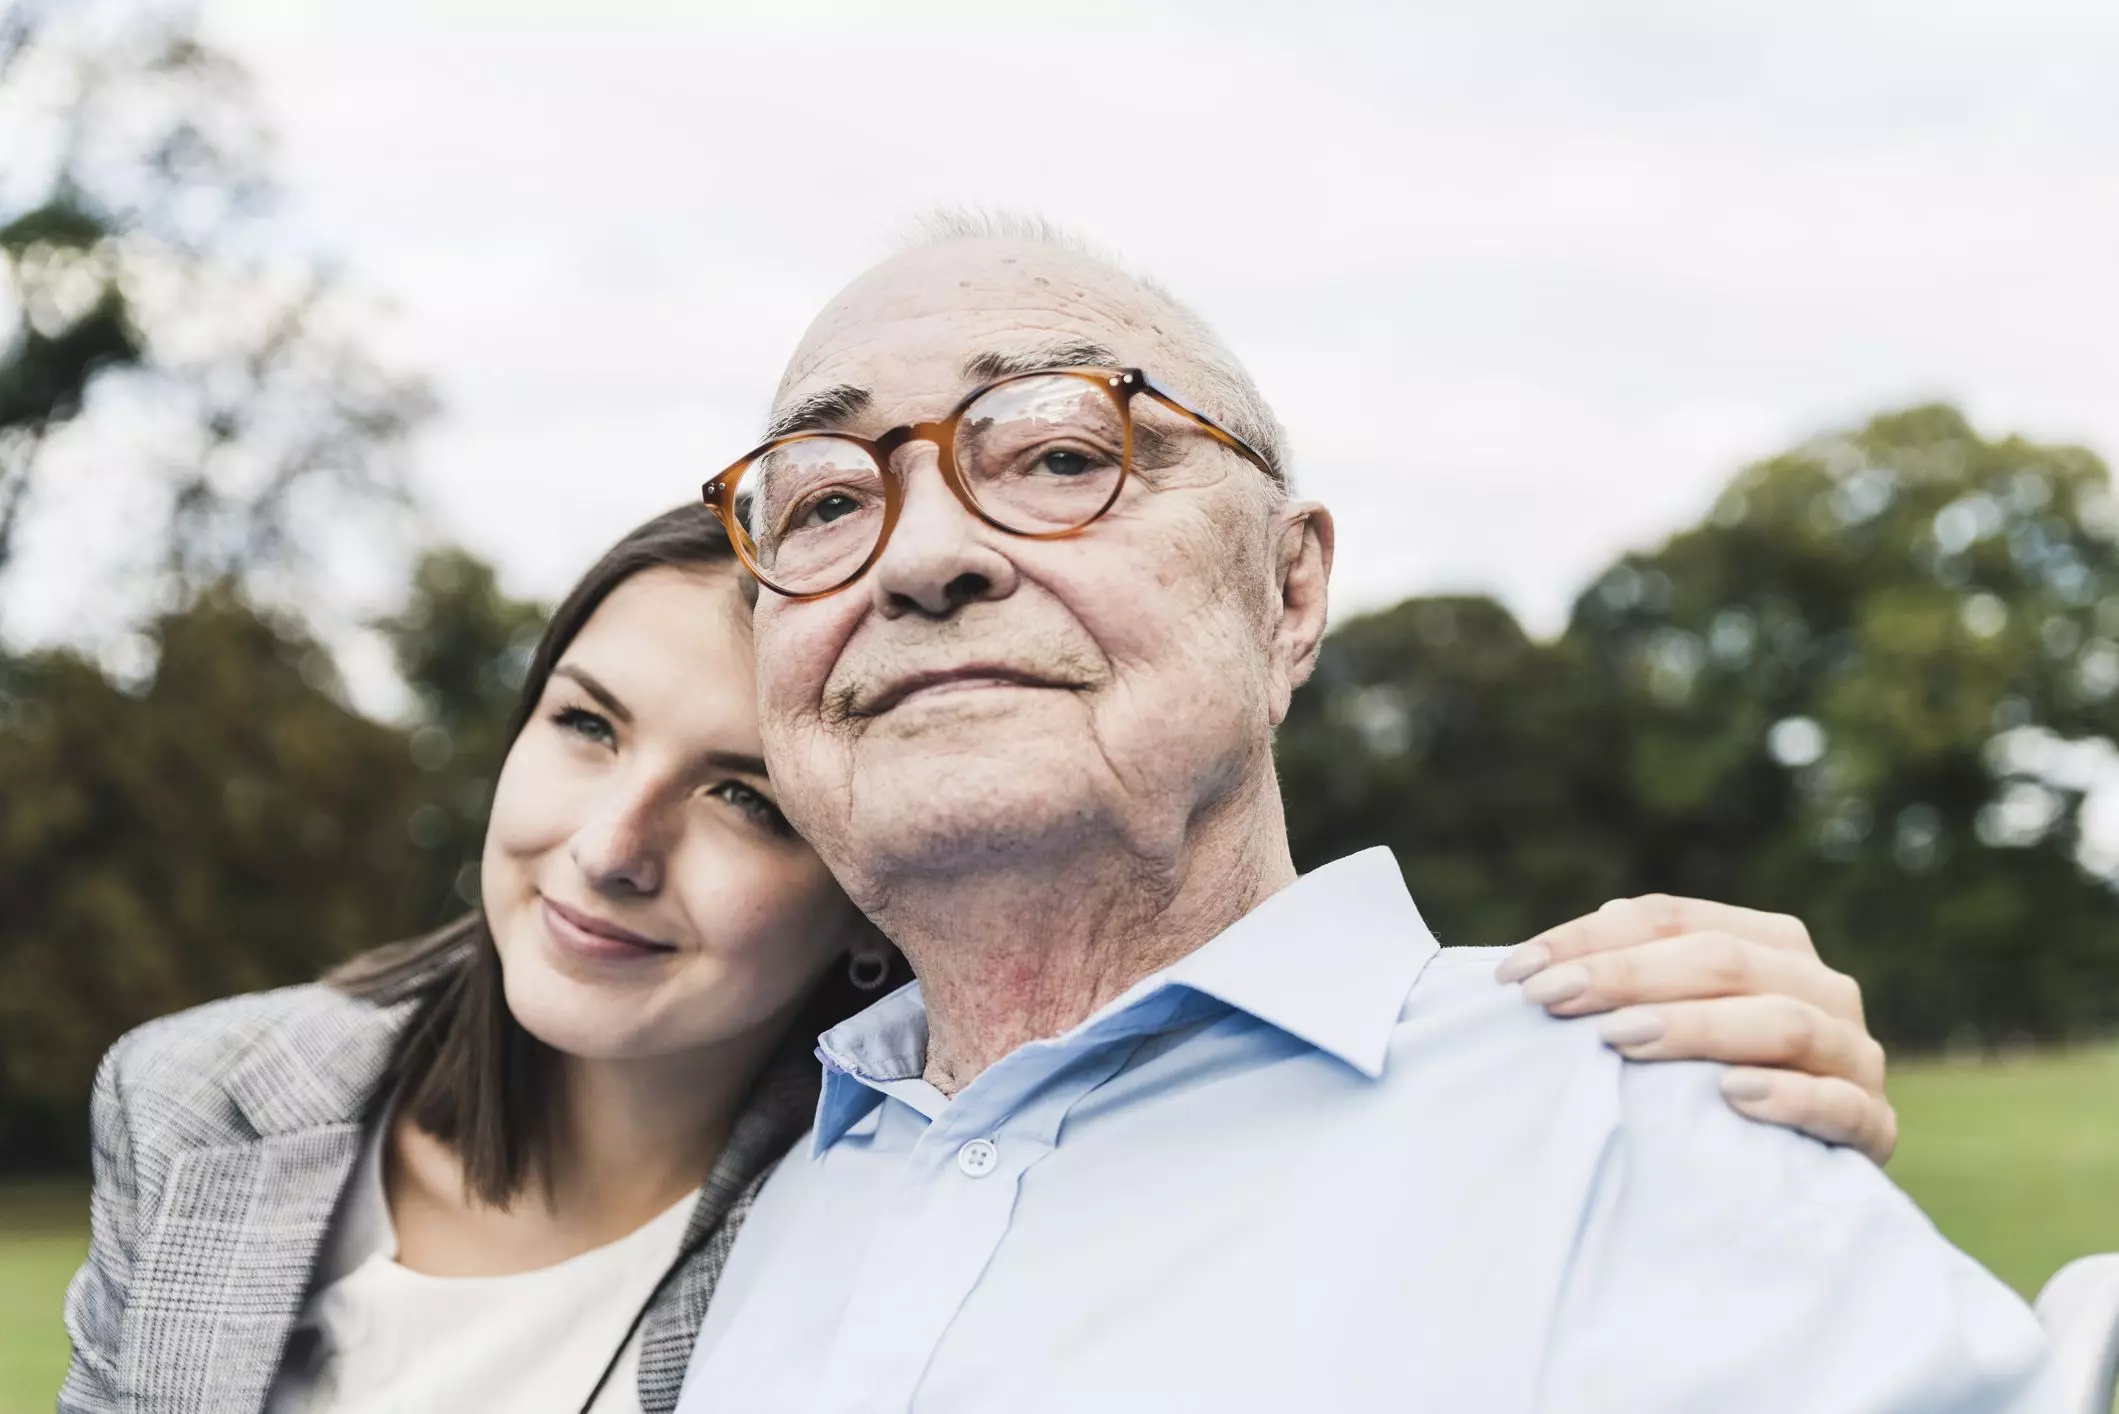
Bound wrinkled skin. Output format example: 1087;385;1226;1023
751;236;1895;1159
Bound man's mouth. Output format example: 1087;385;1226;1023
856;665;1079;716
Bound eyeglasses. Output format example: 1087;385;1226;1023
701;367;1276;601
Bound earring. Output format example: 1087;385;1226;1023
846;950;891;992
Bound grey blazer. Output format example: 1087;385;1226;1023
58;983;818;1414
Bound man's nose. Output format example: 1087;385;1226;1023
869;444;1020;620
568;781;669;897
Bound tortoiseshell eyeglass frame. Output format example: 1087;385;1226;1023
700;366;1278;602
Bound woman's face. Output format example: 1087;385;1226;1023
482;565;862;1062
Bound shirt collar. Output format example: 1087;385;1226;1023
1150;847;1435;1078
810;847;1437;1152
813;982;931;1151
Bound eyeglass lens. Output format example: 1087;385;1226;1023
742;373;1126;595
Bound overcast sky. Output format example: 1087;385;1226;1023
58;1;2119;668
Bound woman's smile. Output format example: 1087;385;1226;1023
539;894;679;966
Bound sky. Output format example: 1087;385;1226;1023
14;0;2119;691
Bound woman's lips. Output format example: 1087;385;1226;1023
540;896;678;964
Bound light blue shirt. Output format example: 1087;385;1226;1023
680;849;2054;1413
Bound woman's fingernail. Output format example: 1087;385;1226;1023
1521;962;1589;1007
1722;1070;1774;1102
1494;942;1551;984
1598;1007;1665;1048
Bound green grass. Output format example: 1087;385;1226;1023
0;1046;2114;1406
1889;1041;2119;1298
0;1181;86;1414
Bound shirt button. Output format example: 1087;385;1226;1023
955;1138;1000;1178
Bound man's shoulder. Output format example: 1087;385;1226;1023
1341;943;1633;1184
1603;1036;1907;1231
1389;943;1616;1077
1388;945;1896;1213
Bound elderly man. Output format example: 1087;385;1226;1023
676;230;2050;1412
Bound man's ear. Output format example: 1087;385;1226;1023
1267;501;1333;726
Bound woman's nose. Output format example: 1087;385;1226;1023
568;788;670;897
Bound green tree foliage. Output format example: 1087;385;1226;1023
1280;594;1631;953
0;551;542;1170
379;548;549;906
1282;405;2119;1047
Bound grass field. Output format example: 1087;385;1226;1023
0;1182;86;1414
2;1045;2114;1410
1887;1041;2119;1296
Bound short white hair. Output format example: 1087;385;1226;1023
901;207;1292;489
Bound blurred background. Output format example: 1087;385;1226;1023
4;0;2118;1403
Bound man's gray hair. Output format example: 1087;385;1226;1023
902;208;1293;489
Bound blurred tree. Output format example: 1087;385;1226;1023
0;589;425;1166
1574;405;2119;1046
0;548;542;1170
1280;594;1631;950
1282;406;2119;1047
0;0;428;610
0;0;437;1172
380;548;549;909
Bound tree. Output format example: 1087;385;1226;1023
0;590;427;1166
1573;405;2119;1045
0;547;544;1170
1281;406;2119;1047
380;548;550;908
0;0;428;616
1280;595;1630;949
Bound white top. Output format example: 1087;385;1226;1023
267;1112;699;1414
684;847;2053;1413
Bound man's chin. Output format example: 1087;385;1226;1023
847;747;1102;871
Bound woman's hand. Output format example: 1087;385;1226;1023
1494;895;1896;1164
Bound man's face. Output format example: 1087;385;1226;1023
751;240;1329;889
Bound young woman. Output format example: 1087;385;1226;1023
59;505;1894;1414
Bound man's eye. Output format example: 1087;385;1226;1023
808;492;862;526
551;705;615;747
1036;449;1095;478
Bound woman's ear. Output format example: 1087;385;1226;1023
839;913;907;987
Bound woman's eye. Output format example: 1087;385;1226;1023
712;781;791;835
551;705;616;748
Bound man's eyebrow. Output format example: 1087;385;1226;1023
764;384;871;440
961;339;1123;384
552;664;632;724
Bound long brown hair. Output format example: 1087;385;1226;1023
329;503;891;1206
